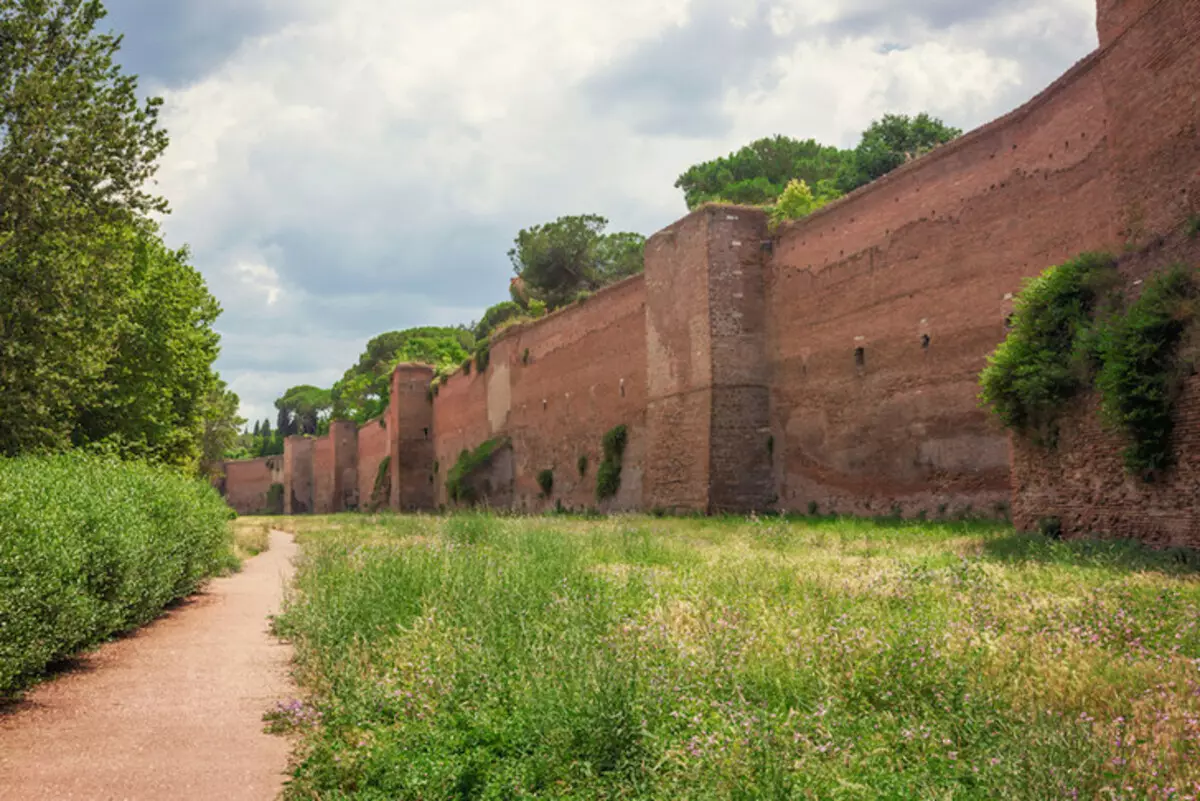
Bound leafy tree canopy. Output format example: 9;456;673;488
201;378;245;477
277;385;333;437
836;113;963;194
675;136;849;210
0;0;224;469
508;215;646;311
329;327;473;424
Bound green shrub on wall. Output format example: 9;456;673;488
1096;264;1197;477
596;425;628;501
982;253;1197;481
980;253;1119;446
537;469;554;498
446;438;508;505
475;342;491;373
0;455;235;698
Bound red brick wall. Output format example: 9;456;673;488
312;434;335;514
431;275;648;512
221;457;283;515
356;417;389;510
283;436;313;515
1011;234;1200;545
764;44;1122;520
391;364;436;511
1099;0;1200;239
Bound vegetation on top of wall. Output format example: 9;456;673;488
475;342;491;373
980;253;1119;446
596;424;629;501
446;438;510;505
1095;264;1197;477
0;454;236;698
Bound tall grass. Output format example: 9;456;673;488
277;514;1200;799
0;454;236;698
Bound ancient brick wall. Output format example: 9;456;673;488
283;437;314;515
764;42;1122;520
312;434;335;514
1099;0;1200;240
431;275;648;512
644;208;774;513
1011;234;1200;545
221;457;283;515
356;417;389;510
390;364;436;511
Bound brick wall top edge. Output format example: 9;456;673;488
771;47;1106;240
648;204;769;244
487;272;646;349
393;363;437;375
222;456;279;468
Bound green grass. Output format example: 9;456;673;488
275;514;1200;799
0;454;237;699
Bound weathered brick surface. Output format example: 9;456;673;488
221;457;283;515
391;364;436;511
765;38;1121;520
311;421;358;514
1012;234;1200;545
283;437;313;515
432;276;648;512
356;417;389;510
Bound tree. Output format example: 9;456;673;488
0;0;171;456
473;302;525;342
836;113;962;194
769;179;840;228
200;379;245;478
329;327;473;423
71;228;222;469
276;386;332;437
675;136;849;210
508;215;646;311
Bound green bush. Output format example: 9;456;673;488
446;438;509;505
596;425;629;501
475;342;491;373
0;454;236;698
537;469;554;498
1095;264;1196;476
980;253;1118;446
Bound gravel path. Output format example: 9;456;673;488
0;530;298;801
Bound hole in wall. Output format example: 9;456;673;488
1004;315;1014;330
921;334;931;350
620;380;626;398
542;399;548;411
855;347;866;369
423;428;429;439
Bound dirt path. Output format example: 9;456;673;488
0;530;298;801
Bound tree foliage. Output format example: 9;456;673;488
675;136;848;210
277;386;333;437
0;1;222;468
769;179;840;228
508;215;646;311
329;327;472;424
836;113;962;194
980;253;1119;447
200;378;245;478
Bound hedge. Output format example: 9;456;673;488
0;454;236;698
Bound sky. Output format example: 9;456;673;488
102;0;1099;426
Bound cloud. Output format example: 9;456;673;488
101;0;1097;425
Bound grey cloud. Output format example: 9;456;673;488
583;0;793;138
101;0;298;88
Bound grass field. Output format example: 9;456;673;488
271;514;1200;800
